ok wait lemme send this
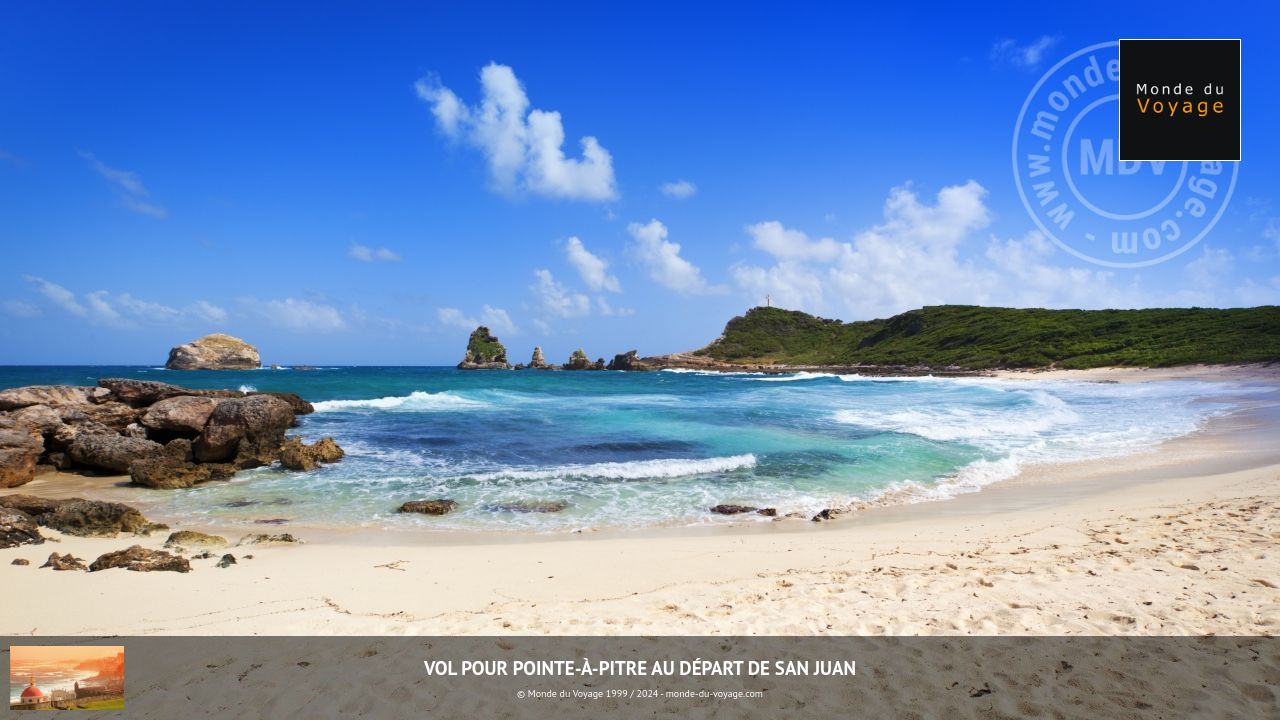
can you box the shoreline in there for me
[2,366,1278,635]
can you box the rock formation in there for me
[606,350,654,371]
[0,495,165,537]
[165,530,227,548]
[0,378,338,489]
[165,333,261,370]
[563,349,592,370]
[278,436,344,471]
[0,507,43,548]
[41,552,87,571]
[398,499,458,515]
[528,346,552,369]
[457,326,512,369]
[90,545,192,573]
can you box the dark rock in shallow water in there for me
[253,518,290,525]
[278,436,344,471]
[42,552,87,571]
[67,433,163,472]
[811,508,844,522]
[399,499,458,515]
[0,507,43,548]
[710,504,758,515]
[90,545,191,573]
[485,500,569,514]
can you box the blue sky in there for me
[1,2,1276,365]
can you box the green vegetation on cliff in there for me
[694,305,1280,369]
[463,326,507,364]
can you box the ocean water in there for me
[0,366,1257,533]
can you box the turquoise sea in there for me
[0,366,1258,532]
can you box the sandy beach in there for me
[2,366,1278,637]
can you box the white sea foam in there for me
[312,391,487,412]
[462,454,758,482]
[238,384,258,393]
[831,391,1081,443]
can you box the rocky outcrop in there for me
[141,396,221,435]
[457,326,512,369]
[68,433,163,472]
[0,379,329,488]
[0,507,43,548]
[193,395,295,467]
[278,436,344,471]
[606,350,653,371]
[398,499,458,515]
[237,533,299,545]
[165,530,227,548]
[165,333,261,370]
[1,494,164,537]
[563,349,592,370]
[42,552,87,571]
[90,545,191,573]
[528,346,552,369]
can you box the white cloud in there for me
[991,36,1059,68]
[80,151,168,218]
[416,63,617,202]
[348,243,402,262]
[255,298,346,333]
[436,305,517,335]
[745,221,842,262]
[660,180,697,199]
[21,275,227,327]
[1,299,40,318]
[564,236,620,292]
[23,276,86,316]
[595,296,634,317]
[530,269,591,318]
[627,219,724,296]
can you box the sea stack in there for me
[457,326,512,369]
[165,334,261,370]
[528,346,552,369]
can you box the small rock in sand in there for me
[217,553,237,568]
[11,557,30,565]
[41,552,87,571]
[238,533,299,546]
[89,545,191,573]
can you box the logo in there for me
[1013,41,1238,268]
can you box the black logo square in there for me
[1119,39,1240,161]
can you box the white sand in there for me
[2,366,1278,637]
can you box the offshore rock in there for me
[606,350,651,371]
[457,326,511,369]
[528,346,552,369]
[278,436,344,471]
[165,333,261,370]
[563,349,592,370]
[398,499,458,515]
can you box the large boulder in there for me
[8,404,65,435]
[0,494,62,516]
[278,436,344,471]
[0,507,43,548]
[0,385,109,411]
[249,391,314,417]
[55,401,141,432]
[164,530,227,548]
[165,333,261,370]
[129,455,236,489]
[37,498,163,537]
[68,433,163,472]
[193,395,294,467]
[457,326,511,369]
[97,378,242,407]
[0,424,44,488]
[90,545,191,573]
[141,396,221,435]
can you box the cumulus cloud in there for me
[530,269,591,318]
[564,236,620,293]
[436,304,518,336]
[745,221,842,262]
[348,243,402,262]
[79,151,167,218]
[252,298,346,333]
[21,275,228,327]
[991,36,1059,68]
[627,219,724,296]
[416,63,617,201]
[659,180,697,199]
